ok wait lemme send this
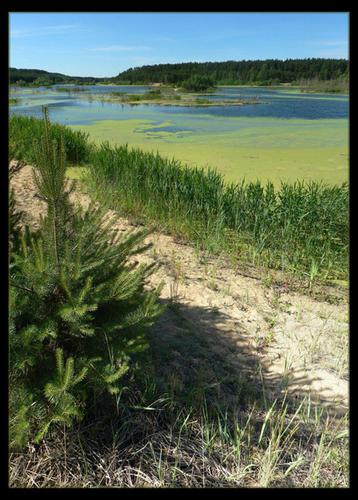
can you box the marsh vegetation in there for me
[10,114,348,285]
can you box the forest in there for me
[10,59,349,88]
[9,68,104,86]
[114,59,349,85]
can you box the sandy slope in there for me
[10,164,349,415]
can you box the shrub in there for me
[180,75,215,92]
[9,109,164,450]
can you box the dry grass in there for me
[9,384,349,488]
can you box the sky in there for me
[9,12,349,77]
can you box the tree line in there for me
[114,59,349,85]
[9,68,104,86]
[10,59,349,88]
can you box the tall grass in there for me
[9,114,91,164]
[86,142,348,281]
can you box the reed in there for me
[9,114,91,164]
[86,142,348,281]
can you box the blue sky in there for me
[9,12,349,77]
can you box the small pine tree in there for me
[9,107,165,450]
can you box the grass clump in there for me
[9,114,91,165]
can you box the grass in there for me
[9,114,91,165]
[66,166,88,180]
[9,356,349,488]
[84,141,348,282]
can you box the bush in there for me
[9,109,164,450]
[180,75,215,92]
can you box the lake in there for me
[10,85,349,185]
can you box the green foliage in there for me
[9,109,164,450]
[9,113,91,164]
[9,67,103,85]
[115,59,349,86]
[181,75,215,92]
[10,60,349,88]
[127,94,143,102]
[296,77,349,93]
[87,142,348,280]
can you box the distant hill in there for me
[114,59,349,85]
[9,68,106,85]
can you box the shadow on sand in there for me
[147,298,348,418]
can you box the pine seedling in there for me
[9,108,165,449]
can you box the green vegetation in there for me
[9,115,348,283]
[76,88,258,107]
[9,97,19,105]
[9,67,105,86]
[10,59,349,90]
[9,375,349,487]
[297,78,349,93]
[144,88,163,99]
[100,86,258,106]
[195,98,212,104]
[9,109,164,450]
[115,59,349,86]
[138,89,164,100]
[9,109,349,488]
[9,114,91,164]
[110,88,182,103]
[85,142,348,282]
[180,75,216,92]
